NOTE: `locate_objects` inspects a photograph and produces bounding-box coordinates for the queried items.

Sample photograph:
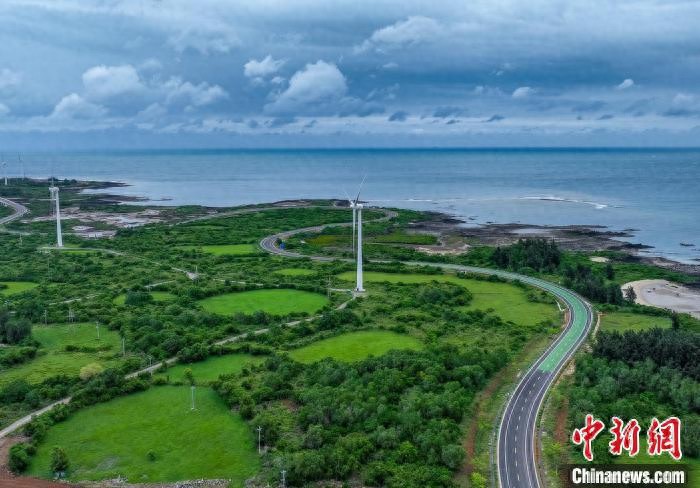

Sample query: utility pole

[190,385,196,410]
[122,337,126,356]
[44,309,47,326]
[280,469,286,488]
[68,308,75,323]
[96,322,100,340]
[257,426,262,454]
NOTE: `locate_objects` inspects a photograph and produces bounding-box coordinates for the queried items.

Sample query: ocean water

[7,148,700,264]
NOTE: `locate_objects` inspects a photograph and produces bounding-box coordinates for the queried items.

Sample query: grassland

[0,281,38,296]
[600,312,672,332]
[289,330,423,363]
[0,323,120,386]
[337,271,559,326]
[159,354,263,383]
[273,268,316,277]
[180,244,259,255]
[114,291,177,305]
[27,386,259,484]
[198,288,329,316]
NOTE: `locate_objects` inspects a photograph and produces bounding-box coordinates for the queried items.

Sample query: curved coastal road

[260,213,594,488]
[0,196,29,225]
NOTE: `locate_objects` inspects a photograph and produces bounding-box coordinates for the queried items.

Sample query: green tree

[50,446,70,474]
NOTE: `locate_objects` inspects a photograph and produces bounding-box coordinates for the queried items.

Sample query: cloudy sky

[1,0,700,149]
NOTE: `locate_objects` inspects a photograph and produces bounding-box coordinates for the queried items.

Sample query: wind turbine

[1,153,7,186]
[49,182,63,247]
[18,154,24,180]
[350,176,366,293]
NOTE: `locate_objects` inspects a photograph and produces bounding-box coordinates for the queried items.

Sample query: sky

[1,0,700,149]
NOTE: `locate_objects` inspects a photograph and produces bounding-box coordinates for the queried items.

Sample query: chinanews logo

[565,415,690,487]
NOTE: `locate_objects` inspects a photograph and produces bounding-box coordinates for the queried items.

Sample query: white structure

[355,202,364,292]
[50,184,63,247]
[1,157,6,186]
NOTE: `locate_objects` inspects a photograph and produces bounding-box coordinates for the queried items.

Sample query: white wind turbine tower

[350,176,366,293]
[49,182,63,247]
[1,154,7,186]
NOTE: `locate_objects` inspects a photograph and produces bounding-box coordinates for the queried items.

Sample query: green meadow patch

[114,291,177,305]
[600,312,672,333]
[273,268,316,277]
[179,244,259,255]
[0,323,120,386]
[337,271,559,327]
[27,386,259,484]
[289,330,423,364]
[198,288,329,316]
[160,353,264,383]
[0,281,38,296]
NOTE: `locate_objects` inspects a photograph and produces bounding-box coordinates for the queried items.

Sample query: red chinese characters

[572,414,605,461]
[573,416,683,462]
[609,416,640,457]
[647,417,682,461]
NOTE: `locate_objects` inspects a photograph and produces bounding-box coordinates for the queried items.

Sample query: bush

[50,446,70,474]
[9,443,31,473]
[79,362,105,381]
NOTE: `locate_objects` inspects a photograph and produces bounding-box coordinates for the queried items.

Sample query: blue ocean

[8,148,700,263]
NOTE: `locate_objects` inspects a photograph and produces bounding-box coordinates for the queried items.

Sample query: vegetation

[157,353,263,384]
[600,312,672,333]
[288,330,423,363]
[198,288,329,316]
[27,386,259,484]
[215,346,502,487]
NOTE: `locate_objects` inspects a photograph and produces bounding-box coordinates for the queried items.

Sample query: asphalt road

[259,213,594,488]
[0,196,29,225]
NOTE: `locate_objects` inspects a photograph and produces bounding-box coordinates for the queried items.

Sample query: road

[0,196,29,225]
[260,214,594,488]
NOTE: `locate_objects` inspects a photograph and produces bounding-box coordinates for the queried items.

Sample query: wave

[519,195,610,210]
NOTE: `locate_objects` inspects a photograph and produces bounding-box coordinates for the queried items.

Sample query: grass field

[114,291,177,305]
[198,289,329,316]
[289,330,423,363]
[27,386,259,484]
[180,244,259,255]
[159,354,263,383]
[0,323,120,386]
[0,281,38,296]
[600,312,672,332]
[337,271,559,326]
[273,268,316,277]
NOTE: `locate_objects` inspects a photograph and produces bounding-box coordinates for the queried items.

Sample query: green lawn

[337,271,559,326]
[273,268,316,277]
[159,354,264,383]
[198,289,329,316]
[114,291,177,305]
[289,330,423,364]
[27,386,259,484]
[180,244,259,255]
[0,323,120,386]
[600,312,672,333]
[0,281,38,296]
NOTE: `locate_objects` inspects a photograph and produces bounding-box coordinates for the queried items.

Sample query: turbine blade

[354,174,366,203]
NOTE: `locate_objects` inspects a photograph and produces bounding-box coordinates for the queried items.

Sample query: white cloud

[162,77,228,107]
[512,86,535,99]
[167,26,239,55]
[0,103,9,116]
[82,65,144,100]
[356,16,442,53]
[617,79,635,90]
[51,93,107,119]
[265,60,347,114]
[0,69,22,91]
[244,55,285,79]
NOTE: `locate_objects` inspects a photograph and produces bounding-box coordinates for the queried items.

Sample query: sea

[7,148,700,264]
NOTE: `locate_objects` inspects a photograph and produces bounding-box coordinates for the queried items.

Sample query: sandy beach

[621,279,700,319]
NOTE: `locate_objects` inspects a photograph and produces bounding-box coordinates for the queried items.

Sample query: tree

[0,317,31,344]
[50,446,70,475]
[9,444,31,473]
[79,362,104,381]
[624,286,637,303]
[183,367,195,385]
[605,262,615,280]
